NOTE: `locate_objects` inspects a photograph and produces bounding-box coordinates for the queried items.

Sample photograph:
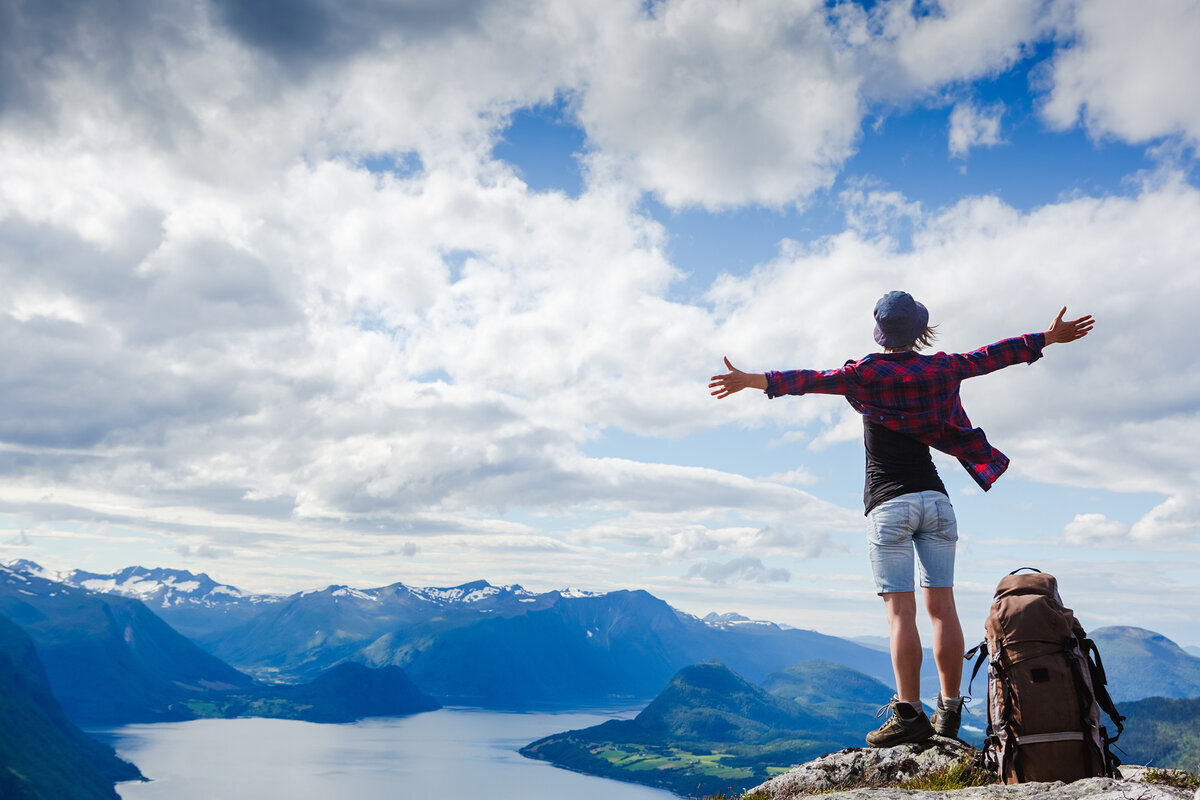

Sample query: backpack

[965,568,1124,785]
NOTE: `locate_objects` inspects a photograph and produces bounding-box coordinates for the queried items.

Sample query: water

[95,708,679,800]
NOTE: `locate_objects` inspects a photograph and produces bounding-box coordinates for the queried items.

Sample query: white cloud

[948,101,1005,158]
[577,0,864,209]
[1041,0,1200,145]
[1063,513,1129,546]
[1131,494,1200,542]
[0,0,1196,641]
[841,0,1049,100]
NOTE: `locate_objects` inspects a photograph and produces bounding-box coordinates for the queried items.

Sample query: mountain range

[0,564,439,725]
[3,560,900,706]
[4,560,277,641]
[3,559,1196,718]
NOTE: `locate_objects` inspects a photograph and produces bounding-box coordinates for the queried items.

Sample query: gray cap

[873,291,929,348]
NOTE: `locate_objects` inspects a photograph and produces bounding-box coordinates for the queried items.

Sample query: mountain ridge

[0,612,142,799]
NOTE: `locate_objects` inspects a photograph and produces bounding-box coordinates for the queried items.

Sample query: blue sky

[1,0,1198,649]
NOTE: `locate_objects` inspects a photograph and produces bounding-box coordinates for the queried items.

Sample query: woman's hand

[1044,307,1095,346]
[709,357,767,399]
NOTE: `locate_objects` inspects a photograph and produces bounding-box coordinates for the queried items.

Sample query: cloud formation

[685,555,791,585]
[0,0,1197,632]
[948,101,1005,158]
[1041,0,1200,144]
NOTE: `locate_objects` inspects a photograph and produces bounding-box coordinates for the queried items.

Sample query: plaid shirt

[765,333,1046,491]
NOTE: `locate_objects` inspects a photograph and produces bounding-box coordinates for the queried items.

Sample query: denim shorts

[866,490,958,594]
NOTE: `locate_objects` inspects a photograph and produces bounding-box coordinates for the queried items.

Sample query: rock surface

[746,738,1194,800]
[747,737,973,797]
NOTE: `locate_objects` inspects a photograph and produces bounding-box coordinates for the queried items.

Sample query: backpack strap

[1080,637,1126,741]
[1008,566,1042,575]
[964,641,989,697]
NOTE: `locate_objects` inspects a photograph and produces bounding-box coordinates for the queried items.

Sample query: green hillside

[0,614,142,799]
[1118,696,1200,772]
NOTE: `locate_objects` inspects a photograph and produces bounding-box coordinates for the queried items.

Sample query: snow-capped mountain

[4,559,271,606]
[70,565,268,607]
[2,560,279,640]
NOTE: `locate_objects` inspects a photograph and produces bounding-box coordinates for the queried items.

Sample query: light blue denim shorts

[866,490,958,594]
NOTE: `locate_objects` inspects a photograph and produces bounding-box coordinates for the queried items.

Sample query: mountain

[183,662,441,723]
[0,565,257,724]
[1117,695,1200,772]
[0,613,142,799]
[205,582,895,705]
[521,660,887,797]
[1090,626,1200,702]
[1187,645,1200,658]
[0,562,897,710]
[633,660,831,742]
[761,659,896,719]
[3,561,278,641]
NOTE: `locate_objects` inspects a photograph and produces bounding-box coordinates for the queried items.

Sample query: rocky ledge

[746,737,1196,800]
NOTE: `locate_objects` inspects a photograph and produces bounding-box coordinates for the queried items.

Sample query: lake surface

[96,708,678,800]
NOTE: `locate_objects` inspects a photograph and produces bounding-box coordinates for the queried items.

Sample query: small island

[180,662,441,723]
[521,660,897,797]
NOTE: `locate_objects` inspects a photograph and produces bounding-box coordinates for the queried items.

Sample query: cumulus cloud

[1131,494,1200,542]
[1063,513,1129,546]
[577,0,863,209]
[1041,0,1200,145]
[948,101,1005,158]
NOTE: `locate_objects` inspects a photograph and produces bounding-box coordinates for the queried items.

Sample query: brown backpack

[966,568,1124,784]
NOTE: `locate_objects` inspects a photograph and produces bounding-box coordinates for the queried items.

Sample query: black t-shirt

[863,418,947,514]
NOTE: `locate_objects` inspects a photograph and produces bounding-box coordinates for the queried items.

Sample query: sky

[1,0,1198,649]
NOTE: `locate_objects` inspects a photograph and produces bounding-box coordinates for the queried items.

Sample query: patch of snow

[558,588,601,598]
[4,560,56,581]
[331,587,377,602]
[80,579,121,594]
[418,585,503,604]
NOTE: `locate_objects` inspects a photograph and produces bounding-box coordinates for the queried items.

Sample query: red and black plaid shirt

[765,333,1046,490]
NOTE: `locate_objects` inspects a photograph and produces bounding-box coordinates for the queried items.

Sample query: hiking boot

[865,696,934,747]
[931,694,966,739]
